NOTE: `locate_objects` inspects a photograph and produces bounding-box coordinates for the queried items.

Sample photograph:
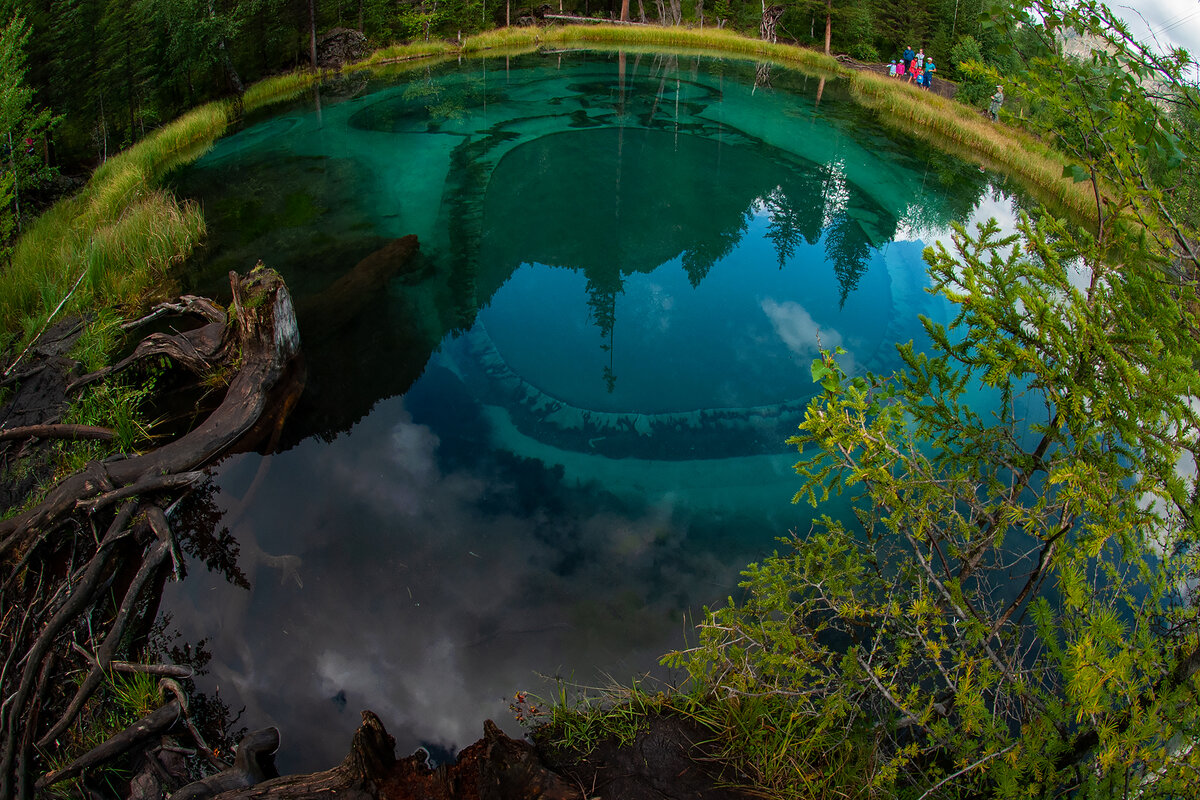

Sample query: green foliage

[983,1,1199,270]
[518,678,663,755]
[671,209,1200,796]
[40,671,163,799]
[949,34,991,104]
[56,374,157,473]
[0,11,56,262]
[664,4,1200,797]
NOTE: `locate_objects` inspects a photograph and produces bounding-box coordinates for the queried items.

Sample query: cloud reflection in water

[161,399,761,773]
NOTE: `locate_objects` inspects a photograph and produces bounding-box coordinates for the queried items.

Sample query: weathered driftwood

[70,642,195,679]
[169,727,280,800]
[0,268,302,559]
[0,423,114,442]
[207,711,394,800]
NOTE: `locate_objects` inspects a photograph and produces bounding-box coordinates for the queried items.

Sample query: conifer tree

[0,12,54,263]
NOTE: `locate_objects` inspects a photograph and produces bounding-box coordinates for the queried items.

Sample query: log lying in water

[297,234,421,339]
[211,712,394,800]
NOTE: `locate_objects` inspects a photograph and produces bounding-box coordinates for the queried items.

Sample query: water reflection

[163,402,765,770]
[162,51,1027,772]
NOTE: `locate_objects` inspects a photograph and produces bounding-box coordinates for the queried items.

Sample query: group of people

[888,45,936,89]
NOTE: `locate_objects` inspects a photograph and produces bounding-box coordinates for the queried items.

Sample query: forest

[2,0,1200,798]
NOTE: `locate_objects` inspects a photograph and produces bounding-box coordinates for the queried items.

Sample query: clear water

[161,51,1028,771]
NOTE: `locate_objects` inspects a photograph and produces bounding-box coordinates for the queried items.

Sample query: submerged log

[297,235,421,339]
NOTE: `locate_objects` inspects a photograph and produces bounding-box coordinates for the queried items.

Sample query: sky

[1111,0,1200,79]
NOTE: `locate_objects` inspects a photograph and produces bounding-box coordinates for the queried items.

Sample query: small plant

[518,677,670,756]
[55,377,157,474]
[39,671,165,799]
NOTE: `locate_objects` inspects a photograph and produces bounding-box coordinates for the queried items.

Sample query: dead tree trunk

[824,0,832,55]
[211,712,394,800]
[760,4,784,43]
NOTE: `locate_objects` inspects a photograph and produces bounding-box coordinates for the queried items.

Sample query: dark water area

[161,51,1027,772]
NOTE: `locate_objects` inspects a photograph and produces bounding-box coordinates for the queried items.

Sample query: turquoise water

[161,51,1028,771]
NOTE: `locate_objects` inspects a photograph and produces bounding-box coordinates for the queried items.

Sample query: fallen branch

[0,424,115,443]
[37,525,171,750]
[75,470,207,514]
[69,642,194,679]
[2,268,88,380]
[121,296,226,332]
[0,500,137,798]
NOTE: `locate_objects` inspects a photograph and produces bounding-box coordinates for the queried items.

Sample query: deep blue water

[161,50,1029,771]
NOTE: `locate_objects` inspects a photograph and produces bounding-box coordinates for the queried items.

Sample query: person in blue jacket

[903,45,915,73]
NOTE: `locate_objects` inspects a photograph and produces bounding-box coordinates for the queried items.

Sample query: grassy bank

[845,68,1097,221]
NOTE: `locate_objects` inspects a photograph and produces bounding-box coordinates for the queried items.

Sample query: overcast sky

[1111,0,1200,77]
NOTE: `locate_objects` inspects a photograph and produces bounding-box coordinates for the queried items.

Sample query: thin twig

[916,743,1017,800]
[2,268,88,380]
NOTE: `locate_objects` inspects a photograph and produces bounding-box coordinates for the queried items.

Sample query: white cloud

[761,297,843,358]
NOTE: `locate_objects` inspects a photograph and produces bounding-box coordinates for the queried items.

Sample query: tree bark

[309,0,319,70]
[824,0,832,55]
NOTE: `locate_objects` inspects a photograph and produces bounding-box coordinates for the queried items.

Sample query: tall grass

[362,39,454,66]
[543,25,837,72]
[846,69,1097,220]
[242,71,321,111]
[460,27,541,54]
[461,24,840,76]
[529,677,876,800]
[0,105,227,369]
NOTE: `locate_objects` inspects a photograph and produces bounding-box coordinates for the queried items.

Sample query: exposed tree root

[0,267,304,800]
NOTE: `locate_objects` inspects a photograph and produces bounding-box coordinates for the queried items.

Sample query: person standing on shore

[903,44,915,73]
[988,85,1004,120]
